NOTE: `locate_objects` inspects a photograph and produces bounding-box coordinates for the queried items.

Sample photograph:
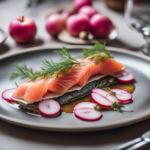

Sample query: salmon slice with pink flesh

[13,78,48,103]
[13,81,33,99]
[77,56,124,86]
[47,65,86,94]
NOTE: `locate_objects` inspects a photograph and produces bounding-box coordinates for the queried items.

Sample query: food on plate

[38,99,61,117]
[9,16,37,43]
[46,14,65,36]
[1,41,134,120]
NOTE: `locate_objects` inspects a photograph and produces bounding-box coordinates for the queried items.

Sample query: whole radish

[61,10,71,21]
[78,5,97,18]
[66,14,89,39]
[45,14,65,36]
[90,14,112,38]
[73,0,92,11]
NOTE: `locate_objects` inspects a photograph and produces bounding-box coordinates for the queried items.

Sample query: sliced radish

[91,88,118,108]
[1,88,16,102]
[91,92,112,108]
[74,102,96,110]
[74,108,102,121]
[116,71,134,83]
[111,89,132,104]
[38,99,60,117]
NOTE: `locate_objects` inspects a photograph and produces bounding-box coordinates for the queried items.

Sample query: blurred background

[0,0,150,57]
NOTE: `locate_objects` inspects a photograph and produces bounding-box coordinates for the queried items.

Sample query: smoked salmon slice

[77,55,124,86]
[13,78,48,103]
[47,65,86,94]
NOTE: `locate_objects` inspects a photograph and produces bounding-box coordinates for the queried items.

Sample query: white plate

[0,46,150,132]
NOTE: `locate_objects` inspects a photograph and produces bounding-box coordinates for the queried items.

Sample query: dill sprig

[15,82,18,87]
[81,40,113,58]
[41,58,80,78]
[103,87,116,96]
[10,47,81,81]
[10,63,40,81]
[54,46,75,61]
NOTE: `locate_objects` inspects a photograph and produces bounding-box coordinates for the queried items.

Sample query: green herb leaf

[94,104,101,111]
[111,102,123,113]
[54,46,75,61]
[10,62,39,81]
[15,82,18,88]
[81,40,113,58]
[41,58,81,78]
[111,102,134,113]
[95,82,102,88]
[10,47,81,81]
[103,87,116,96]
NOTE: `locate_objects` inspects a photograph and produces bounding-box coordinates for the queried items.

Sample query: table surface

[0,0,150,150]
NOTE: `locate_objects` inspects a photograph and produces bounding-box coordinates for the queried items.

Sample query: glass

[124,0,150,56]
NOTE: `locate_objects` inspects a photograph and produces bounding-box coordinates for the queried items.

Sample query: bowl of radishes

[45,0,118,44]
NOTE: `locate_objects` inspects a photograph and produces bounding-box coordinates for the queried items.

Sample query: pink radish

[1,88,16,102]
[74,108,102,121]
[61,10,71,21]
[90,14,112,38]
[74,102,96,110]
[111,89,132,104]
[72,0,92,11]
[66,14,89,38]
[91,88,118,108]
[74,102,102,121]
[78,6,97,18]
[45,14,65,36]
[116,71,134,83]
[38,99,60,117]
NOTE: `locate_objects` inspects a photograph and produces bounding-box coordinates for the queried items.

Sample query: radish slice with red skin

[91,92,112,108]
[74,108,102,121]
[111,89,132,104]
[116,71,134,83]
[92,88,118,107]
[38,99,60,117]
[74,102,96,110]
[2,88,16,102]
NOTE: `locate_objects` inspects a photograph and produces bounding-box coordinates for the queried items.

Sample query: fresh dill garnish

[81,40,113,58]
[41,58,80,78]
[15,82,18,87]
[111,102,134,113]
[10,47,81,81]
[94,104,101,111]
[10,62,40,81]
[103,87,116,96]
[54,46,75,61]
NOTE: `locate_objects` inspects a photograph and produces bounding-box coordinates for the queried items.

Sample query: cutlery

[111,130,150,150]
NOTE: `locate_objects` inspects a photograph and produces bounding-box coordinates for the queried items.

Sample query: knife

[111,131,150,150]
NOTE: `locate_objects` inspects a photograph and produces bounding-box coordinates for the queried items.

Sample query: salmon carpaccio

[12,56,124,103]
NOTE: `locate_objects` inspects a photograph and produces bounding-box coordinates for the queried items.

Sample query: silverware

[111,130,150,150]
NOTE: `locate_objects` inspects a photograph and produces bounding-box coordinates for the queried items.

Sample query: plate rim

[0,46,150,132]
